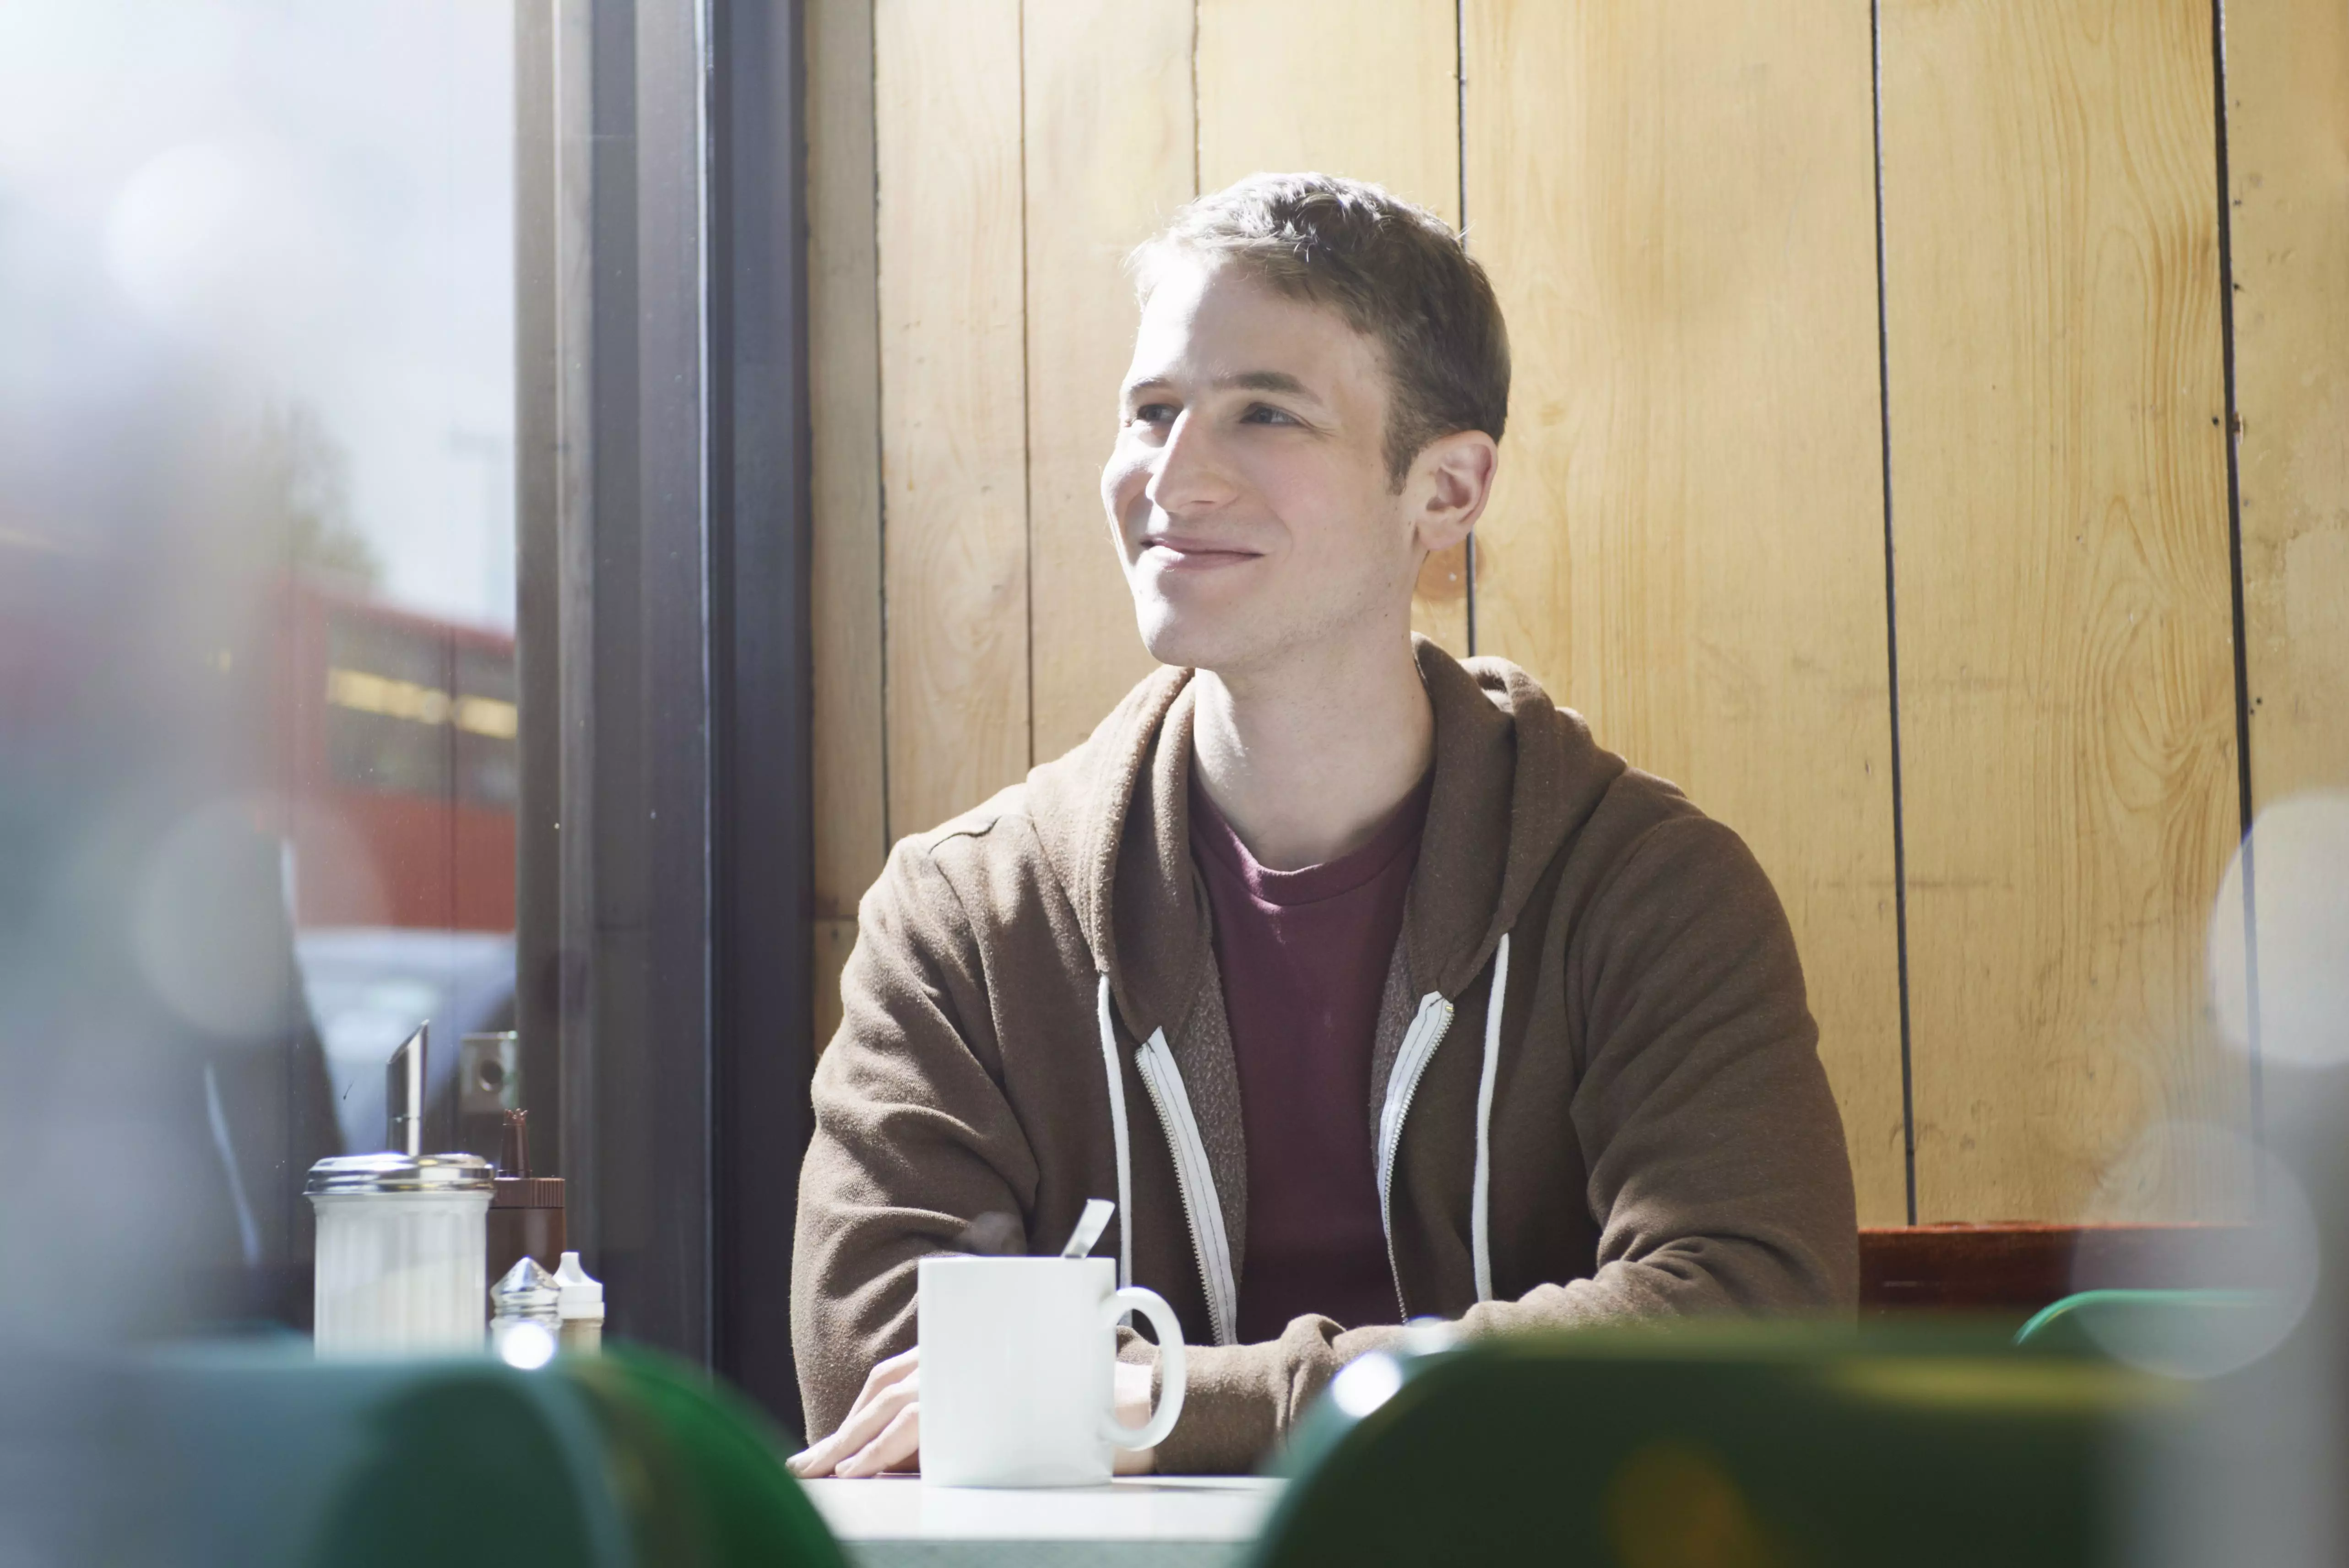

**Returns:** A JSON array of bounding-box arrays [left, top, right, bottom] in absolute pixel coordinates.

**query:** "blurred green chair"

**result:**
[[1248, 1324, 2170, 1568], [2016, 1287, 2279, 1373], [133, 1344, 847, 1568], [566, 1350, 850, 1566]]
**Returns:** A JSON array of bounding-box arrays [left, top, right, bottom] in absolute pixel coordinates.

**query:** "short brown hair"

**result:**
[[1132, 173, 1510, 486]]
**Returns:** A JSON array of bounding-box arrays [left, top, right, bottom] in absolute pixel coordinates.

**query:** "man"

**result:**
[[789, 174, 1856, 1479]]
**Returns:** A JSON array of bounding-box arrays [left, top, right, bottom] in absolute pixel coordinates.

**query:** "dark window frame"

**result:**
[[515, 0, 814, 1431]]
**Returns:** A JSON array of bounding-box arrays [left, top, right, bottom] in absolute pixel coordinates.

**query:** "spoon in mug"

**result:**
[[1059, 1198, 1115, 1260]]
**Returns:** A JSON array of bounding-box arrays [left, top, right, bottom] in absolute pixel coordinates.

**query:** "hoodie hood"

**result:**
[[1022, 636, 1623, 1038]]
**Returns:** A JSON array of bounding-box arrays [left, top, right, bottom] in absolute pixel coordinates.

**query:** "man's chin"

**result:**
[[1134, 600, 1269, 675]]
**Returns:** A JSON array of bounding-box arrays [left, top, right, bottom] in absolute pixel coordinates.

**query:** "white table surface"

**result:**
[[802, 1475, 1284, 1568]]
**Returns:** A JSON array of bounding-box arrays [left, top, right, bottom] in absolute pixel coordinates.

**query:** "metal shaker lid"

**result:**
[[304, 1152, 495, 1195], [491, 1256, 561, 1316]]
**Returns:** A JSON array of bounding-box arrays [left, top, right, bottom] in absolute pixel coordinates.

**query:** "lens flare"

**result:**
[[2079, 1123, 2318, 1379], [494, 1319, 555, 1371], [1327, 1352, 1403, 1418], [2209, 792, 2349, 1069]]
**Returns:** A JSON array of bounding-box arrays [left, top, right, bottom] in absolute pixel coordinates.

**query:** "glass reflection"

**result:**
[[0, 0, 519, 1345]]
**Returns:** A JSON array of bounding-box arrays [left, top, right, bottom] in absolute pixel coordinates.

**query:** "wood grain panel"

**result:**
[[1194, 0, 1470, 654], [1464, 3, 1907, 1221], [2229, 0, 2349, 802], [1022, 0, 1193, 761], [1880, 0, 2245, 1222], [808, 0, 885, 1042], [874, 0, 1031, 838]]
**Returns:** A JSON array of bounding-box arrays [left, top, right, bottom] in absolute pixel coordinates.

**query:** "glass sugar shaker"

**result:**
[[307, 1151, 495, 1354], [306, 1024, 495, 1355]]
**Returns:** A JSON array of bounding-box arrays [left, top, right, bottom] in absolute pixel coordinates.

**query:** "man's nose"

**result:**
[[1143, 411, 1236, 516]]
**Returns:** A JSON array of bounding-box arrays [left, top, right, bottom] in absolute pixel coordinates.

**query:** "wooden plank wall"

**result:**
[[1879, 0, 2245, 1221], [1025, 0, 1196, 760], [873, 0, 1031, 843], [1195, 0, 1472, 651], [1462, 2, 1908, 1221], [807, 0, 2344, 1225], [806, 0, 884, 1047], [2229, 0, 2349, 809]]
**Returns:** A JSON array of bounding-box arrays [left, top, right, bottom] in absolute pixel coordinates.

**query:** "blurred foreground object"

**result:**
[[130, 1345, 844, 1568], [2138, 792, 2349, 1563], [2127, 1064, 2349, 1567], [2208, 793, 2349, 1069], [1252, 1325, 2170, 1568], [2016, 1289, 2286, 1378]]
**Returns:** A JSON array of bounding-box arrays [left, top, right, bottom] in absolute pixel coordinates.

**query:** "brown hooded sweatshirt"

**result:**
[[792, 640, 1858, 1473]]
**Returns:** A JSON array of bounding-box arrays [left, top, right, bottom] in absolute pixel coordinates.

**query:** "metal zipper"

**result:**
[[1134, 1028, 1239, 1347], [1376, 992, 1455, 1323]]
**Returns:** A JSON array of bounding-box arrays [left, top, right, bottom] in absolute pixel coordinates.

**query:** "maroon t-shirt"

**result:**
[[1189, 768, 1432, 1342]]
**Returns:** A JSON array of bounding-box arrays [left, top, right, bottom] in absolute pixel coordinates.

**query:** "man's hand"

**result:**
[[788, 1346, 921, 1478], [785, 1347, 1161, 1478]]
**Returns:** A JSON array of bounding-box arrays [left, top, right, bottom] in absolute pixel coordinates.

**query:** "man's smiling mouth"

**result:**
[[1142, 533, 1262, 569]]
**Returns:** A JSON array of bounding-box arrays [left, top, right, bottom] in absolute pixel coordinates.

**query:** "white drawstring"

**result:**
[[1107, 942, 1508, 1307], [1097, 973, 1134, 1289], [1470, 932, 1510, 1304]]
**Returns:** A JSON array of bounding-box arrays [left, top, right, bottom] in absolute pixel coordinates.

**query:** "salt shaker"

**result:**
[[488, 1256, 563, 1367]]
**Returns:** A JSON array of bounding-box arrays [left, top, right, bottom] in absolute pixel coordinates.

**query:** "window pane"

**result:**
[[0, 0, 522, 1332]]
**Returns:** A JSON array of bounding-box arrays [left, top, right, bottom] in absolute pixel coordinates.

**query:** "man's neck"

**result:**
[[1191, 633, 1434, 872]]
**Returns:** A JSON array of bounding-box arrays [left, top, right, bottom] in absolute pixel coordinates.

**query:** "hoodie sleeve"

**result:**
[[792, 835, 1042, 1446], [1525, 809, 1859, 1318], [1149, 810, 1858, 1473]]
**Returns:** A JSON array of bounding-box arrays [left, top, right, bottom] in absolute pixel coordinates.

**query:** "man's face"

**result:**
[[1101, 255, 1423, 677]]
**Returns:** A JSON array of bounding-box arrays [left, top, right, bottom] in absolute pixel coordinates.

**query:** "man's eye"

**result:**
[[1131, 403, 1177, 426], [1240, 403, 1299, 426]]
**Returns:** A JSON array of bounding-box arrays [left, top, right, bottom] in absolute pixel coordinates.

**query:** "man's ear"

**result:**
[[1407, 429, 1500, 555]]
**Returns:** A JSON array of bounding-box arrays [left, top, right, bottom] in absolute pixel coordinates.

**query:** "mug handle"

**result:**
[[1096, 1285, 1186, 1452]]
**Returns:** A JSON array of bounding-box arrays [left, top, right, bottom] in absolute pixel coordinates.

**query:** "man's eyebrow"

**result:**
[[1218, 369, 1317, 398], [1119, 369, 1323, 401]]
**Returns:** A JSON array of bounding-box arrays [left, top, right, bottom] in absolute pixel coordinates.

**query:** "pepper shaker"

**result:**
[[486, 1108, 566, 1296]]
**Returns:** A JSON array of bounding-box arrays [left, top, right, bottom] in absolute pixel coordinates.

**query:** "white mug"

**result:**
[[917, 1255, 1186, 1487]]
